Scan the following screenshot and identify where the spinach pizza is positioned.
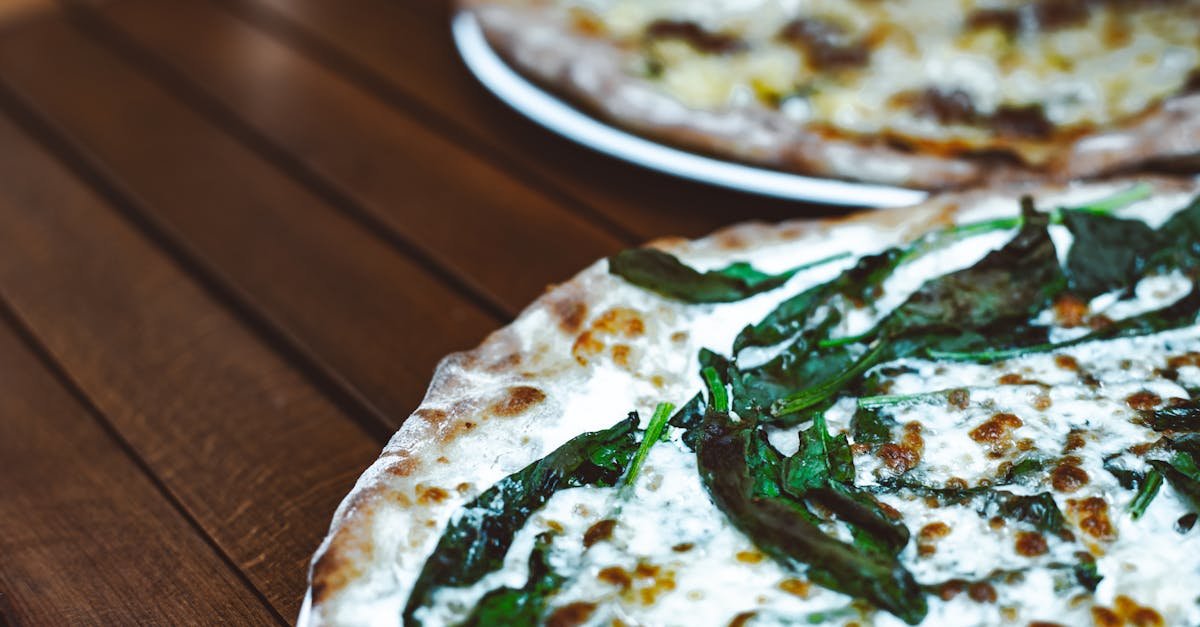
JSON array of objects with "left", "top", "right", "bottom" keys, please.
[{"left": 301, "top": 178, "right": 1200, "bottom": 626}]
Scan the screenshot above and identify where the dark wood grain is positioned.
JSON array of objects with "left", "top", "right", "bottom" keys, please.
[
  {"left": 0, "top": 312, "right": 281, "bottom": 625},
  {"left": 84, "top": 0, "right": 628, "bottom": 314},
  {"left": 0, "top": 14, "right": 501, "bottom": 427},
  {"left": 225, "top": 0, "right": 832, "bottom": 240},
  {"left": 0, "top": 106, "right": 380, "bottom": 619}
]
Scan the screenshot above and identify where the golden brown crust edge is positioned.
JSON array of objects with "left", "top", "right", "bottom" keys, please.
[
  {"left": 461, "top": 1, "right": 1200, "bottom": 190},
  {"left": 301, "top": 176, "right": 1197, "bottom": 626}
]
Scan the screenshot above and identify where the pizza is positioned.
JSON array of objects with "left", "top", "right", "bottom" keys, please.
[
  {"left": 300, "top": 177, "right": 1200, "bottom": 626},
  {"left": 460, "top": 0, "right": 1200, "bottom": 188}
]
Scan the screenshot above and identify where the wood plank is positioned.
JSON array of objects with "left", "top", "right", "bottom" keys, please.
[
  {"left": 224, "top": 0, "right": 833, "bottom": 240},
  {"left": 84, "top": 0, "right": 628, "bottom": 313},
  {"left": 0, "top": 14, "right": 501, "bottom": 426},
  {"left": 0, "top": 96, "right": 381, "bottom": 618},
  {"left": 0, "top": 307, "right": 280, "bottom": 625}
]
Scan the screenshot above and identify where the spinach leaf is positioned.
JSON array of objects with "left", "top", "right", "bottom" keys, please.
[
  {"left": 668, "top": 392, "right": 706, "bottom": 451},
  {"left": 1148, "top": 195, "right": 1200, "bottom": 275},
  {"left": 929, "top": 281, "right": 1200, "bottom": 362},
  {"left": 1061, "top": 210, "right": 1160, "bottom": 298},
  {"left": 1148, "top": 460, "right": 1200, "bottom": 514},
  {"left": 851, "top": 405, "right": 895, "bottom": 445},
  {"left": 695, "top": 411, "right": 926, "bottom": 624},
  {"left": 1146, "top": 399, "right": 1200, "bottom": 431},
  {"left": 460, "top": 533, "right": 564, "bottom": 626},
  {"left": 886, "top": 481, "right": 1064, "bottom": 534},
  {"left": 403, "top": 416, "right": 639, "bottom": 625},
  {"left": 733, "top": 249, "right": 903, "bottom": 352},
  {"left": 773, "top": 202, "right": 1065, "bottom": 416},
  {"left": 608, "top": 248, "right": 845, "bottom": 304}
]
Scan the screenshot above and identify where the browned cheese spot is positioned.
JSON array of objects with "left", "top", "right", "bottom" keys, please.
[
  {"left": 584, "top": 519, "right": 617, "bottom": 548},
  {"left": 1055, "top": 355, "right": 1080, "bottom": 371},
  {"left": 778, "top": 578, "right": 811, "bottom": 598},
  {"left": 1092, "top": 607, "right": 1122, "bottom": 627},
  {"left": 1015, "top": 531, "right": 1049, "bottom": 556},
  {"left": 1064, "top": 429, "right": 1087, "bottom": 453},
  {"left": 567, "top": 7, "right": 605, "bottom": 37},
  {"left": 489, "top": 386, "right": 547, "bottom": 417},
  {"left": 968, "top": 581, "right": 998, "bottom": 604},
  {"left": 778, "top": 17, "right": 871, "bottom": 71},
  {"left": 1052, "top": 462, "right": 1090, "bottom": 493},
  {"left": 970, "top": 412, "right": 1024, "bottom": 457},
  {"left": 937, "top": 579, "right": 968, "bottom": 601},
  {"left": 948, "top": 388, "right": 971, "bottom": 410},
  {"left": 645, "top": 20, "right": 746, "bottom": 54},
  {"left": 918, "top": 522, "right": 952, "bottom": 557},
  {"left": 598, "top": 566, "right": 633, "bottom": 590},
  {"left": 1033, "top": 393, "right": 1053, "bottom": 410},
  {"left": 735, "top": 550, "right": 765, "bottom": 564},
  {"left": 1114, "top": 595, "right": 1165, "bottom": 627},
  {"left": 965, "top": 8, "right": 1020, "bottom": 36},
  {"left": 1126, "top": 391, "right": 1163, "bottom": 411},
  {"left": 1054, "top": 294, "right": 1089, "bottom": 328},
  {"left": 1167, "top": 352, "right": 1200, "bottom": 369},
  {"left": 728, "top": 611, "right": 757, "bottom": 627},
  {"left": 672, "top": 542, "right": 695, "bottom": 553},
  {"left": 1069, "top": 497, "right": 1115, "bottom": 541},
  {"left": 547, "top": 601, "right": 598, "bottom": 627},
  {"left": 1034, "top": 0, "right": 1090, "bottom": 30}
]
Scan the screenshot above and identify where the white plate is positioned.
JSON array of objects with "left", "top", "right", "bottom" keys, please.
[{"left": 451, "top": 12, "right": 928, "bottom": 208}]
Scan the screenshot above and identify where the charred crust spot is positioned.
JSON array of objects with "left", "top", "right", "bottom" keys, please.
[
  {"left": 909, "top": 88, "right": 978, "bottom": 125},
  {"left": 416, "top": 485, "right": 450, "bottom": 505},
  {"left": 645, "top": 20, "right": 745, "bottom": 54},
  {"left": 584, "top": 519, "right": 617, "bottom": 548},
  {"left": 779, "top": 17, "right": 870, "bottom": 71},
  {"left": 970, "top": 412, "right": 1024, "bottom": 456},
  {"left": 1015, "top": 531, "right": 1049, "bottom": 556},
  {"left": 948, "top": 388, "right": 971, "bottom": 410},
  {"left": 489, "top": 385, "right": 547, "bottom": 417},
  {"left": 1126, "top": 390, "right": 1163, "bottom": 411},
  {"left": 593, "top": 307, "right": 646, "bottom": 337},
  {"left": 413, "top": 408, "right": 448, "bottom": 428},
  {"left": 968, "top": 581, "right": 998, "bottom": 603},
  {"left": 598, "top": 566, "right": 632, "bottom": 589},
  {"left": 385, "top": 452, "right": 418, "bottom": 477},
  {"left": 310, "top": 546, "right": 363, "bottom": 604},
  {"left": 552, "top": 298, "right": 588, "bottom": 334},
  {"left": 779, "top": 578, "right": 811, "bottom": 598},
  {"left": 440, "top": 419, "right": 478, "bottom": 443},
  {"left": 547, "top": 602, "right": 597, "bottom": 627}
]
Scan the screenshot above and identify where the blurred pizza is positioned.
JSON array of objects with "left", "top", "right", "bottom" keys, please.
[{"left": 462, "top": 0, "right": 1200, "bottom": 188}]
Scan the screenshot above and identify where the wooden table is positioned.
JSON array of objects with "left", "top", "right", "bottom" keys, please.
[{"left": 0, "top": 1, "right": 841, "bottom": 623}]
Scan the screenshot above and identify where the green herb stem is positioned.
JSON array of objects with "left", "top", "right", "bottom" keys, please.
[
  {"left": 703, "top": 366, "right": 729, "bottom": 413},
  {"left": 773, "top": 341, "right": 889, "bottom": 416},
  {"left": 622, "top": 402, "right": 675, "bottom": 489},
  {"left": 1129, "top": 468, "right": 1163, "bottom": 520}
]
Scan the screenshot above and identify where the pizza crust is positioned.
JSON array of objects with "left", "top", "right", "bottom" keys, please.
[
  {"left": 460, "top": 0, "right": 1200, "bottom": 190},
  {"left": 300, "top": 175, "right": 1198, "bottom": 626}
]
